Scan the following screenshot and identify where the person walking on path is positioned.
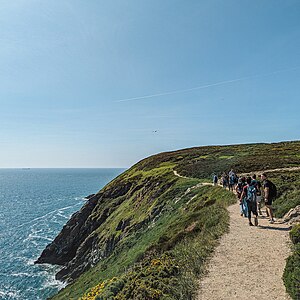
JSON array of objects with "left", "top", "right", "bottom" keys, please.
[
  {"left": 240, "top": 177, "right": 258, "bottom": 226},
  {"left": 221, "top": 173, "right": 228, "bottom": 189},
  {"left": 236, "top": 177, "right": 246, "bottom": 216},
  {"left": 251, "top": 174, "right": 263, "bottom": 215},
  {"left": 261, "top": 173, "right": 276, "bottom": 224},
  {"left": 228, "top": 171, "right": 236, "bottom": 191},
  {"left": 239, "top": 177, "right": 249, "bottom": 218},
  {"left": 213, "top": 174, "right": 218, "bottom": 186}
]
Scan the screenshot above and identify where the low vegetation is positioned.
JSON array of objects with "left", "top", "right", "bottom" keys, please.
[
  {"left": 268, "top": 170, "right": 300, "bottom": 218},
  {"left": 283, "top": 224, "right": 300, "bottom": 300},
  {"left": 52, "top": 177, "right": 235, "bottom": 299},
  {"left": 78, "top": 186, "right": 235, "bottom": 300}
]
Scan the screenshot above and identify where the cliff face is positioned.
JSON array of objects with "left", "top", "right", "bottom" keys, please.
[
  {"left": 35, "top": 167, "right": 176, "bottom": 282},
  {"left": 36, "top": 194, "right": 100, "bottom": 266},
  {"left": 35, "top": 192, "right": 114, "bottom": 281},
  {"left": 36, "top": 141, "right": 300, "bottom": 299}
]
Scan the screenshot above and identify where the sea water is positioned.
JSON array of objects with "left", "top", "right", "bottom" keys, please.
[{"left": 0, "top": 168, "right": 124, "bottom": 300}]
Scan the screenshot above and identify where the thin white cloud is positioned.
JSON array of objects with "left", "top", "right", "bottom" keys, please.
[{"left": 115, "top": 66, "right": 300, "bottom": 103}]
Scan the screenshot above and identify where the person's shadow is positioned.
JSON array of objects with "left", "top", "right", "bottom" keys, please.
[{"left": 258, "top": 225, "right": 291, "bottom": 231}]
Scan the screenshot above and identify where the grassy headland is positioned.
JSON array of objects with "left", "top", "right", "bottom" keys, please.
[{"left": 44, "top": 141, "right": 300, "bottom": 299}]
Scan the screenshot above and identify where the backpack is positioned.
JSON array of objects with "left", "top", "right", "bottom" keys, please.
[
  {"left": 256, "top": 181, "right": 262, "bottom": 196},
  {"left": 267, "top": 180, "right": 277, "bottom": 198},
  {"left": 247, "top": 185, "right": 257, "bottom": 202},
  {"left": 252, "top": 179, "right": 262, "bottom": 196}
]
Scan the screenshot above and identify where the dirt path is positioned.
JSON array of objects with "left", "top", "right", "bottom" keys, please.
[
  {"left": 173, "top": 167, "right": 294, "bottom": 299},
  {"left": 173, "top": 170, "right": 188, "bottom": 178},
  {"left": 197, "top": 202, "right": 291, "bottom": 300},
  {"left": 174, "top": 166, "right": 300, "bottom": 180},
  {"left": 241, "top": 166, "right": 300, "bottom": 176}
]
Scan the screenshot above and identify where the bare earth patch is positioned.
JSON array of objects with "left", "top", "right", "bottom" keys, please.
[{"left": 197, "top": 202, "right": 292, "bottom": 300}]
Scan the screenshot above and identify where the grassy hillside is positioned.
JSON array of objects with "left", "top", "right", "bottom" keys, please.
[{"left": 46, "top": 141, "right": 300, "bottom": 300}]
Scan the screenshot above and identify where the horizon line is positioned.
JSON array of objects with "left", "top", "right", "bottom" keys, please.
[{"left": 0, "top": 167, "right": 129, "bottom": 169}]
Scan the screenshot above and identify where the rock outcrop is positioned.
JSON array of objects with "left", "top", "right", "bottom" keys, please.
[
  {"left": 35, "top": 180, "right": 133, "bottom": 282},
  {"left": 282, "top": 205, "right": 300, "bottom": 225}
]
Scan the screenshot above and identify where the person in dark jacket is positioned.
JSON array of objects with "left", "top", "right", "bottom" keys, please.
[{"left": 260, "top": 173, "right": 275, "bottom": 224}]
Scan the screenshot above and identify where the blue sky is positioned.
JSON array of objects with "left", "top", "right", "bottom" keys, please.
[{"left": 0, "top": 0, "right": 299, "bottom": 167}]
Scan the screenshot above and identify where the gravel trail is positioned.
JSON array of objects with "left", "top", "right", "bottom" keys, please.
[{"left": 197, "top": 202, "right": 291, "bottom": 300}]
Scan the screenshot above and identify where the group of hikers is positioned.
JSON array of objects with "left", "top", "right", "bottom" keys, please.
[{"left": 213, "top": 170, "right": 277, "bottom": 226}]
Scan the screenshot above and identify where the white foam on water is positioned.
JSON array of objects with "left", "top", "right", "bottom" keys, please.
[
  {"left": 11, "top": 272, "right": 40, "bottom": 279},
  {"left": 30, "top": 235, "right": 53, "bottom": 242},
  {"left": 50, "top": 217, "right": 61, "bottom": 225},
  {"left": 23, "top": 233, "right": 53, "bottom": 244},
  {"left": 43, "top": 276, "right": 66, "bottom": 290},
  {"left": 0, "top": 289, "right": 20, "bottom": 299},
  {"left": 13, "top": 256, "right": 28, "bottom": 263},
  {"left": 74, "top": 196, "right": 87, "bottom": 201},
  {"left": 26, "top": 258, "right": 36, "bottom": 266},
  {"left": 36, "top": 264, "right": 66, "bottom": 292},
  {"left": 56, "top": 212, "right": 69, "bottom": 219},
  {"left": 11, "top": 272, "right": 31, "bottom": 277},
  {"left": 17, "top": 204, "right": 79, "bottom": 228}
]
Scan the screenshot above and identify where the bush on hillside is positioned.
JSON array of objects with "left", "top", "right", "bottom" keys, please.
[
  {"left": 283, "top": 244, "right": 300, "bottom": 300},
  {"left": 290, "top": 224, "right": 300, "bottom": 245},
  {"left": 80, "top": 254, "right": 180, "bottom": 300},
  {"left": 284, "top": 225, "right": 300, "bottom": 300}
]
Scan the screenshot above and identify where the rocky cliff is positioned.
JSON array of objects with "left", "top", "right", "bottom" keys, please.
[{"left": 35, "top": 163, "right": 176, "bottom": 283}]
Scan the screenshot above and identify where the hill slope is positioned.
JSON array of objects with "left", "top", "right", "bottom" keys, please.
[{"left": 36, "top": 141, "right": 300, "bottom": 299}]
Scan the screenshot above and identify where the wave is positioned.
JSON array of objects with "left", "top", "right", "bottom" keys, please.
[
  {"left": 42, "top": 276, "right": 66, "bottom": 290},
  {"left": 56, "top": 212, "right": 69, "bottom": 219},
  {"left": 0, "top": 289, "right": 20, "bottom": 299},
  {"left": 26, "top": 259, "right": 36, "bottom": 266},
  {"left": 23, "top": 234, "right": 53, "bottom": 243},
  {"left": 11, "top": 272, "right": 32, "bottom": 277},
  {"left": 17, "top": 202, "right": 82, "bottom": 229}
]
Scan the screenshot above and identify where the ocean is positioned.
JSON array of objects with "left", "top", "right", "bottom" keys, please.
[{"left": 0, "top": 168, "right": 124, "bottom": 300}]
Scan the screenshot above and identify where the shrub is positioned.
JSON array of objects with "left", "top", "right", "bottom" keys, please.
[
  {"left": 283, "top": 244, "right": 300, "bottom": 300},
  {"left": 290, "top": 224, "right": 300, "bottom": 245},
  {"left": 284, "top": 224, "right": 300, "bottom": 299}
]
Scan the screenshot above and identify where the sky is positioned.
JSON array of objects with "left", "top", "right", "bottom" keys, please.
[{"left": 0, "top": 0, "right": 299, "bottom": 168}]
